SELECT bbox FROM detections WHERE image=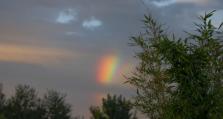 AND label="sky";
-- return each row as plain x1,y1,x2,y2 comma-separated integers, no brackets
0,0,223,118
